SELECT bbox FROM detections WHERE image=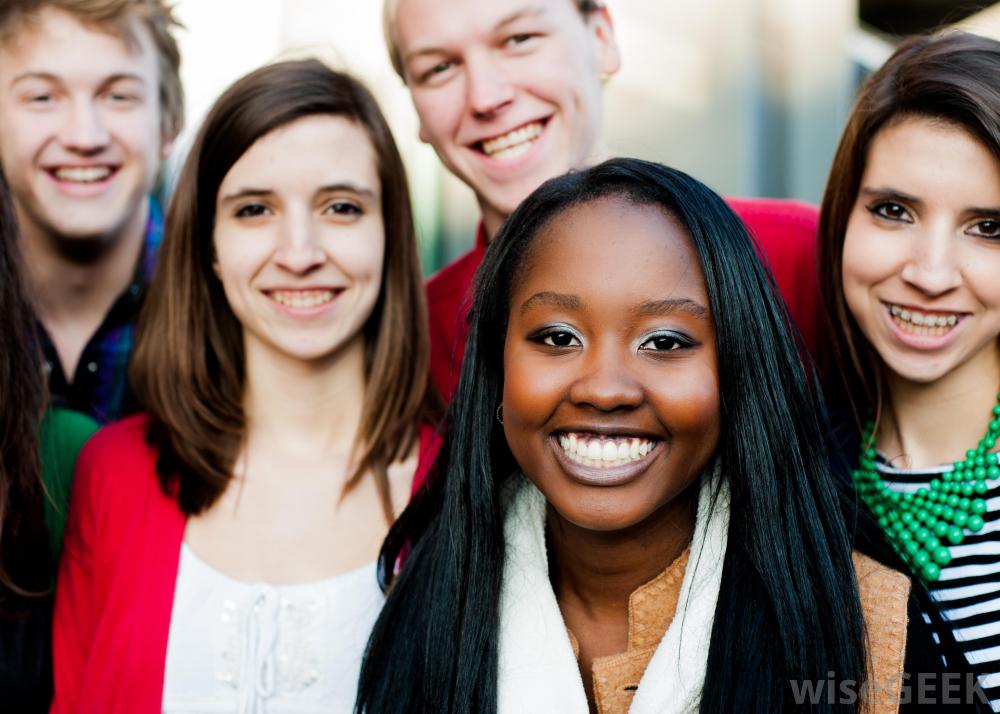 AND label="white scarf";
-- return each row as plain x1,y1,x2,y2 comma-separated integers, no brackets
496,469,730,714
